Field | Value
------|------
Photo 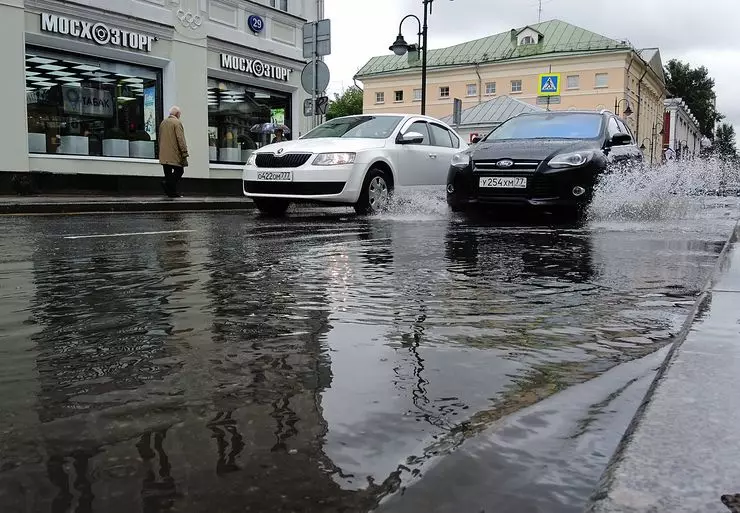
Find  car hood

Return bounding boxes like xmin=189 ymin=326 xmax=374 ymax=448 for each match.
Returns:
xmin=472 ymin=139 xmax=600 ymax=161
xmin=255 ymin=138 xmax=387 ymax=154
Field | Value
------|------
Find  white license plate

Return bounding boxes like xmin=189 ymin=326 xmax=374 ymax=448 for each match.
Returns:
xmin=479 ymin=176 xmax=527 ymax=188
xmin=256 ymin=171 xmax=292 ymax=182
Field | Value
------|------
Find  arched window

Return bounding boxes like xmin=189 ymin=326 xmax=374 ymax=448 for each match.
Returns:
xmin=521 ymin=35 xmax=535 ymax=45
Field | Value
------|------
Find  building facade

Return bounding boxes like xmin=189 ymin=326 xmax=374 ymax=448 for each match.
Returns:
xmin=355 ymin=20 xmax=667 ymax=164
xmin=1 ymin=0 xmax=318 ymax=193
xmin=663 ymin=98 xmax=702 ymax=159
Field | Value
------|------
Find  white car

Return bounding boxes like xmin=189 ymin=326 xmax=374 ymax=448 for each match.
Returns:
xmin=242 ymin=114 xmax=468 ymax=215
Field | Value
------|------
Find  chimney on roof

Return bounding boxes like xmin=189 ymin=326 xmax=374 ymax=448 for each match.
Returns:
xmin=510 ymin=29 xmax=518 ymax=46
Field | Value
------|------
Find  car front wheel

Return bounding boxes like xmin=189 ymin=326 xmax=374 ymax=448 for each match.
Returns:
xmin=354 ymin=168 xmax=391 ymax=215
xmin=253 ymin=197 xmax=290 ymax=217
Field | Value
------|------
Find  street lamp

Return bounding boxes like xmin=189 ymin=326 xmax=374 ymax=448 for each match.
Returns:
xmin=389 ymin=0 xmax=443 ymax=115
xmin=614 ymin=97 xmax=633 ymax=117
xmin=640 ymin=138 xmax=651 ymax=151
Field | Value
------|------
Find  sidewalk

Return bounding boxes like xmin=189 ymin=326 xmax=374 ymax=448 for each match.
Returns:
xmin=0 ymin=195 xmax=255 ymax=214
xmin=587 ymin=221 xmax=740 ymax=513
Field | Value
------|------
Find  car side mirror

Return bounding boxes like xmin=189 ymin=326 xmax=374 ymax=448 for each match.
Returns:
xmin=399 ymin=131 xmax=425 ymax=145
xmin=471 ymin=136 xmax=481 ymax=144
xmin=610 ymin=133 xmax=632 ymax=146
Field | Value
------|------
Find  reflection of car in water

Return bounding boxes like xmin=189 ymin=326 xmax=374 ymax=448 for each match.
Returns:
xmin=446 ymin=111 xmax=643 ymax=219
xmin=242 ymin=114 xmax=467 ymax=216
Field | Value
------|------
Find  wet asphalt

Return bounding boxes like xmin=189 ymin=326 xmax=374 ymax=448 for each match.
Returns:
xmin=0 ymin=199 xmax=738 ymax=513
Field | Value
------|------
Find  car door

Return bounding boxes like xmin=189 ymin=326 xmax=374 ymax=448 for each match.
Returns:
xmin=427 ymin=123 xmax=461 ymax=185
xmin=395 ymin=119 xmax=434 ymax=186
xmin=604 ymin=116 xmax=633 ymax=164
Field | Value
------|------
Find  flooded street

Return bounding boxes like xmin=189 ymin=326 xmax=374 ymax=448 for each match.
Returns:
xmin=1 ymin=194 xmax=739 ymax=513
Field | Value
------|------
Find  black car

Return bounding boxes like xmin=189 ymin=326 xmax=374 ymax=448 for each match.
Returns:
xmin=446 ymin=111 xmax=643 ymax=217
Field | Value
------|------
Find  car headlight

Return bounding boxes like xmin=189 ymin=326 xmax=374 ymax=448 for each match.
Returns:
xmin=312 ymin=152 xmax=356 ymax=166
xmin=548 ymin=151 xmax=594 ymax=168
xmin=245 ymin=153 xmax=257 ymax=166
xmin=451 ymin=150 xmax=473 ymax=169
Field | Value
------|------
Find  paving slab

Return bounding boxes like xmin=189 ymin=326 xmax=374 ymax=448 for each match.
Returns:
xmin=587 ymin=228 xmax=740 ymax=513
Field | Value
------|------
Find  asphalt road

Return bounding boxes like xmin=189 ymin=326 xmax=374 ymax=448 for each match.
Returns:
xmin=0 ymin=199 xmax=738 ymax=513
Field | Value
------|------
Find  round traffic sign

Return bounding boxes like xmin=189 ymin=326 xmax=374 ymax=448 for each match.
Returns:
xmin=301 ymin=60 xmax=330 ymax=95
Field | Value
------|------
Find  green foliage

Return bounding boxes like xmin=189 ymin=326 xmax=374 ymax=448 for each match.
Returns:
xmin=714 ymin=122 xmax=737 ymax=158
xmin=326 ymin=86 xmax=363 ymax=120
xmin=664 ymin=59 xmax=723 ymax=136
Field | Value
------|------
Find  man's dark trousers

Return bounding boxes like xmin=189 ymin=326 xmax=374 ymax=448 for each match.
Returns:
xmin=162 ymin=165 xmax=184 ymax=197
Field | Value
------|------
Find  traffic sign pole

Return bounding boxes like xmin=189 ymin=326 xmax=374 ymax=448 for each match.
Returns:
xmin=312 ymin=22 xmax=318 ymax=129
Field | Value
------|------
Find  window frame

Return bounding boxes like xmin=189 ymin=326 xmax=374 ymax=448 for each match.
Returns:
xmin=413 ymin=88 xmax=422 ymax=102
xmin=394 ymin=90 xmax=404 ymax=103
xmin=269 ymin=0 xmax=288 ymax=11
xmin=439 ymin=86 xmax=450 ymax=98
xmin=466 ymin=83 xmax=477 ymax=97
xmin=428 ymin=123 xmax=454 ymax=148
xmin=375 ymin=91 xmax=385 ymax=104
xmin=567 ymin=75 xmax=580 ymax=90
xmin=485 ymin=82 xmax=496 ymax=95
xmin=511 ymin=80 xmax=522 ymax=93
xmin=404 ymin=120 xmax=431 ymax=145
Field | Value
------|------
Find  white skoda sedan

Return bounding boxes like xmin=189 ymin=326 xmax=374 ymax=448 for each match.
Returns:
xmin=242 ymin=114 xmax=467 ymax=215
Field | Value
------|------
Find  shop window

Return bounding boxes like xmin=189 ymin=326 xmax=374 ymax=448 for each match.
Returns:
xmin=25 ymin=48 xmax=162 ymax=159
xmin=207 ymin=77 xmax=291 ymax=164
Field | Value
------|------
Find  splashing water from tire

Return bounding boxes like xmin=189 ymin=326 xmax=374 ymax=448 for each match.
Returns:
xmin=588 ymin=158 xmax=740 ymax=222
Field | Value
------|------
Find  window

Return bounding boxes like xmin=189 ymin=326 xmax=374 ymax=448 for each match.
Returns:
xmin=511 ymin=80 xmax=522 ymax=93
xmin=429 ymin=123 xmax=454 ymax=148
xmin=207 ymin=78 xmax=291 ymax=163
xmin=413 ymin=88 xmax=422 ymax=101
xmin=439 ymin=86 xmax=450 ymax=98
xmin=269 ymin=0 xmax=288 ymax=11
xmin=567 ymin=75 xmax=580 ymax=89
xmin=595 ymin=73 xmax=609 ymax=88
xmin=303 ymin=116 xmax=403 ymax=139
xmin=485 ymin=82 xmax=496 ymax=95
xmin=394 ymin=90 xmax=404 ymax=102
xmin=607 ymin=117 xmax=621 ymax=138
xmin=405 ymin=121 xmax=430 ymax=145
xmin=521 ymin=36 xmax=535 ymax=45
xmin=25 ymin=48 xmax=163 ymax=159
xmin=486 ymin=113 xmax=604 ymax=141
xmin=375 ymin=92 xmax=385 ymax=104
xmin=466 ymin=84 xmax=477 ymax=97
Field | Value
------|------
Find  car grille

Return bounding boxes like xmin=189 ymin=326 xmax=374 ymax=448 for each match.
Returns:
xmin=255 ymin=153 xmax=312 ymax=168
xmin=529 ymin=175 xmax=559 ymax=198
xmin=473 ymin=159 xmax=541 ymax=172
xmin=244 ymin=181 xmax=345 ymax=195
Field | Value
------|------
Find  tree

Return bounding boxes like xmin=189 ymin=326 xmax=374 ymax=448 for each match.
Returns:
xmin=326 ymin=86 xmax=363 ymax=120
xmin=714 ymin=123 xmax=737 ymax=158
xmin=664 ymin=59 xmax=723 ymax=136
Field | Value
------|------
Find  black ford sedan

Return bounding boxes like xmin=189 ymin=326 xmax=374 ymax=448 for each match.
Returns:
xmin=446 ymin=111 xmax=642 ymax=217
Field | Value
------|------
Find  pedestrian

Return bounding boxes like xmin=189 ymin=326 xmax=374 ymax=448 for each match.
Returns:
xmin=159 ymin=105 xmax=189 ymax=198
xmin=271 ymin=128 xmax=285 ymax=144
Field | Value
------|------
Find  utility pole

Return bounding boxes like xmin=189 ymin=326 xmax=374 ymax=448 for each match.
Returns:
xmin=538 ymin=0 xmax=542 ymax=22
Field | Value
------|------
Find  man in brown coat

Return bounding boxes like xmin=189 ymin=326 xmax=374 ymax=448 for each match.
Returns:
xmin=159 ymin=105 xmax=189 ymax=198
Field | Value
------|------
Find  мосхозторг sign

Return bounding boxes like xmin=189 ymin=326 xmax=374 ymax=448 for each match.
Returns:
xmin=40 ymin=13 xmax=156 ymax=52
xmin=220 ymin=54 xmax=292 ymax=82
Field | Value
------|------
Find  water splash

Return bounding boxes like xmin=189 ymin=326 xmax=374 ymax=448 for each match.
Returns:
xmin=588 ymin=158 xmax=740 ymax=222
xmin=379 ymin=186 xmax=450 ymax=221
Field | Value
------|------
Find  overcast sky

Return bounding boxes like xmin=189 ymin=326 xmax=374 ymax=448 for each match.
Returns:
xmin=323 ymin=0 xmax=740 ymax=135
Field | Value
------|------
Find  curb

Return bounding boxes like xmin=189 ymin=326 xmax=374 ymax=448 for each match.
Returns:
xmin=585 ymin=218 xmax=740 ymax=511
xmin=0 ymin=198 xmax=255 ymax=215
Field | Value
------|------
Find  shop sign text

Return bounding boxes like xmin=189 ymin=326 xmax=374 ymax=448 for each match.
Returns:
xmin=220 ymin=54 xmax=292 ymax=82
xmin=41 ymin=13 xmax=156 ymax=52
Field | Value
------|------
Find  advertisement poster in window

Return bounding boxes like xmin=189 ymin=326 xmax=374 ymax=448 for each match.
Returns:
xmin=271 ymin=108 xmax=285 ymax=125
xmin=144 ymin=86 xmax=156 ymax=140
xmin=62 ymin=85 xmax=114 ymax=117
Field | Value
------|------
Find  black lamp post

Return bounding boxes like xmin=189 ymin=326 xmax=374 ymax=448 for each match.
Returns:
xmin=614 ymin=97 xmax=633 ymax=118
xmin=389 ymin=0 xmax=440 ymax=115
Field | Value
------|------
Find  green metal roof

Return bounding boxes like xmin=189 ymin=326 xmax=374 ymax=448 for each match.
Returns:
xmin=355 ymin=19 xmax=631 ymax=79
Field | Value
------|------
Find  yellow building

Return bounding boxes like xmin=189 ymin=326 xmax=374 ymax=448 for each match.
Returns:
xmin=355 ymin=20 xmax=666 ymax=162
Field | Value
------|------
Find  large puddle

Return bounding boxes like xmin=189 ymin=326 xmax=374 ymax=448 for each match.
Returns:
xmin=0 ymin=160 xmax=738 ymax=512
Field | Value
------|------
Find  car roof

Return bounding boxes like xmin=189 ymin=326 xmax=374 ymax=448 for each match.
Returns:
xmin=332 ymin=113 xmax=450 ymax=123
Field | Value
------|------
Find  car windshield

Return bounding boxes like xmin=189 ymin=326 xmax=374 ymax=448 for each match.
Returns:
xmin=302 ymin=116 xmax=403 ymax=139
xmin=485 ymin=113 xmax=604 ymax=141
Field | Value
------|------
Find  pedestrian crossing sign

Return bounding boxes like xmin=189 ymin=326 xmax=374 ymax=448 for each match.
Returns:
xmin=538 ymin=73 xmax=561 ymax=96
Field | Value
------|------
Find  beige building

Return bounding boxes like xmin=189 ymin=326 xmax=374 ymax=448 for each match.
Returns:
xmin=355 ymin=19 xmax=667 ymax=163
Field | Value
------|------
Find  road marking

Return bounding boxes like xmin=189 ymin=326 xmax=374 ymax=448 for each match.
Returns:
xmin=63 ymin=230 xmax=194 ymax=240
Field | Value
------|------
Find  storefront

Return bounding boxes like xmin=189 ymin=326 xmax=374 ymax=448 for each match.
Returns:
xmin=0 ymin=0 xmax=309 ymax=194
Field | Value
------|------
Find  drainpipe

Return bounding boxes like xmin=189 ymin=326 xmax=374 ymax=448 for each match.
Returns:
xmin=635 ymin=65 xmax=649 ymax=142
xmin=474 ymin=62 xmax=482 ymax=105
